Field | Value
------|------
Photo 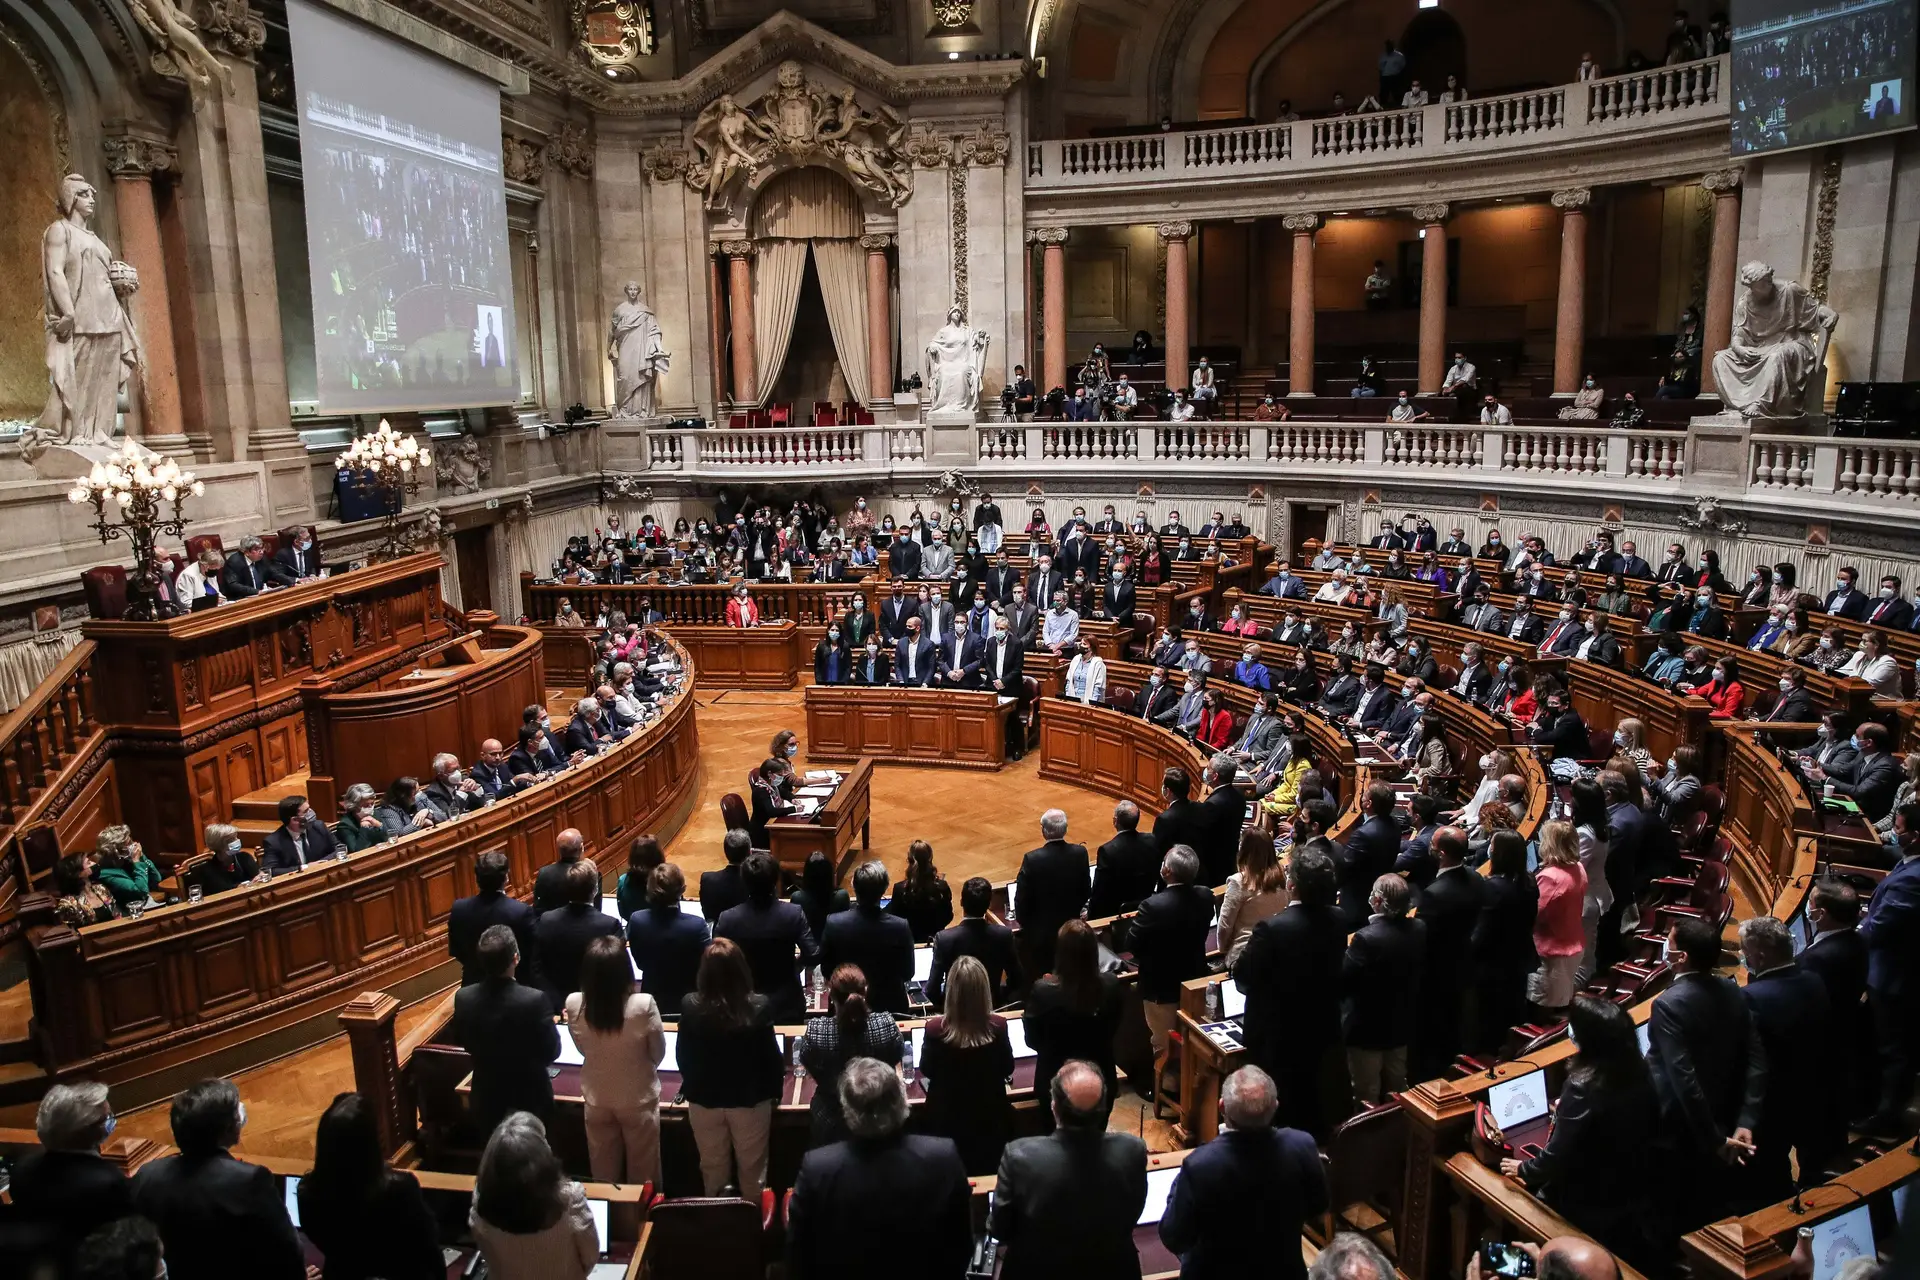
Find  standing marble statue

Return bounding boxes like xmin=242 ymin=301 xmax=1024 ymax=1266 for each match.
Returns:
xmin=1712 ymin=261 xmax=1836 ymax=420
xmin=924 ymin=305 xmax=989 ymax=421
xmin=23 ymin=174 xmax=142 ymax=464
xmin=608 ymin=282 xmax=670 ymax=418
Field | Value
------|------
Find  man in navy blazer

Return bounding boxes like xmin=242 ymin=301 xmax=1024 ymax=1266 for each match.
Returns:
xmin=532 ymin=861 xmax=624 ymax=1012
xmin=1348 ymin=666 xmax=1394 ymax=730
xmin=1738 ymin=916 xmax=1838 ymax=1200
xmin=448 ymin=850 xmax=538 ymax=986
xmin=820 ymin=860 xmax=916 ymax=1014
xmin=1823 ymin=568 xmax=1870 ymax=621
xmin=1336 ymin=783 xmax=1403 ymax=929
xmin=877 ymin=579 xmax=920 ymax=640
xmin=625 ymin=864 xmax=709 ymax=1016
xmin=1159 ymin=1065 xmax=1327 ymax=1280
xmin=1799 ymin=878 xmax=1870 ymax=1115
xmin=937 ymin=626 xmax=986 ymax=689
xmin=1859 ymin=812 xmax=1920 ymax=1130
xmin=929 ymin=876 xmax=1023 ymax=1006
xmin=892 ymin=618 xmax=939 ymax=687
xmin=715 ymin=852 xmax=819 ymax=1023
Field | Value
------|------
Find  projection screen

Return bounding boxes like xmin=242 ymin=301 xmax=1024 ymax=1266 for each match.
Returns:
xmin=1730 ymin=0 xmax=1916 ymax=157
xmin=287 ymin=0 xmax=517 ymax=413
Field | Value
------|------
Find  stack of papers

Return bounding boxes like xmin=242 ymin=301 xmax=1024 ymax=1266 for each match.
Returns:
xmin=804 ymin=770 xmax=839 ymax=783
xmin=794 ymin=785 xmax=837 ymax=799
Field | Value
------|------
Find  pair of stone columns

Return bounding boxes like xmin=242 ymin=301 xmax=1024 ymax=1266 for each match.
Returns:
xmin=716 ymin=235 xmax=897 ymax=410
xmin=1029 ymin=223 xmax=1197 ymax=394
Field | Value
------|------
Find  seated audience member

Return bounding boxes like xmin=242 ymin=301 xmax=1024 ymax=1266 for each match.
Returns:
xmin=175 ymin=546 xmax=226 ymax=607
xmin=716 ymin=851 xmax=820 ymax=1023
xmin=822 ymin=860 xmax=917 ymax=1014
xmin=90 ymin=825 xmax=161 ymax=910
xmin=989 ymin=1060 xmax=1148 ymax=1278
xmin=9 ymin=1081 xmax=134 ymax=1273
xmin=130 ymin=1078 xmax=303 ymax=1280
xmin=193 ymin=822 xmax=263 ymax=895
xmin=888 ymin=840 xmax=955 ymax=942
xmin=51 ymin=851 xmax=119 ymax=928
xmin=1159 ymin=1065 xmax=1327 ymax=1280
xmin=469 ymin=1113 xmax=600 ymax=1280
xmin=419 ymin=755 xmax=482 ymax=824
xmin=330 ymin=783 xmax=389 ymax=854
xmin=454 ymin=925 xmax=561 ymax=1131
xmin=261 ymin=795 xmax=338 ymax=873
xmin=625 ymin=862 xmax=708 ymax=1015
xmin=1808 ymin=722 xmax=1903 ymax=822
xmin=1343 ymin=875 xmax=1425 ymax=1104
xmin=298 ymin=1092 xmax=442 ymax=1280
xmin=918 ymin=956 xmax=1017 ymax=1177
xmin=219 ymin=535 xmax=293 ymax=599
xmin=1501 ymin=997 xmax=1659 ymax=1269
xmin=534 ymin=861 xmax=622 ymax=1012
xmin=699 ymin=828 xmax=752 ymax=923
xmin=564 ymin=935 xmax=667 ymax=1187
xmin=930 ymin=875 xmax=1022 ymax=1007
xmin=450 ymin=849 xmax=537 ymax=987
xmin=800 ymin=965 xmax=905 ymax=1146
xmin=375 ymin=776 xmax=437 ymax=839
xmin=676 ymin=939 xmax=785 ymax=1199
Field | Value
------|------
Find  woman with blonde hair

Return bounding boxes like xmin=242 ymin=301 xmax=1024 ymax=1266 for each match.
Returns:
xmin=1218 ymin=828 xmax=1288 ymax=966
xmin=919 ymin=955 xmax=1015 ymax=1175
xmin=1531 ymin=821 xmax=1589 ymax=1013
xmin=1375 ymin=583 xmax=1409 ymax=642
xmin=1610 ymin=718 xmax=1657 ymax=778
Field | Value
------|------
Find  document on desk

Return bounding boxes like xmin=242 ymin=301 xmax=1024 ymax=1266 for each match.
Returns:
xmin=794 ymin=785 xmax=838 ymax=799
xmin=803 ymin=770 xmax=841 ymax=784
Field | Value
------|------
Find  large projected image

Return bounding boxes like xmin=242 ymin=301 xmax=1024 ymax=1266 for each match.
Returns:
xmin=1730 ymin=0 xmax=1916 ymax=156
xmin=286 ymin=0 xmax=516 ymax=413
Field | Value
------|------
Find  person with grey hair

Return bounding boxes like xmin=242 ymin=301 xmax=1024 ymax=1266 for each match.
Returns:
xmin=1310 ymin=1232 xmax=1396 ymax=1280
xmin=470 ymin=1111 xmax=599 ymax=1280
xmin=1129 ymin=844 xmax=1217 ymax=1099
xmin=1014 ymin=808 xmax=1091 ymax=976
xmin=192 ymin=821 xmax=262 ymax=895
xmin=1160 ymin=1064 xmax=1326 ymax=1279
xmin=331 ymin=781 xmax=390 ymax=855
xmin=1090 ymin=799 xmax=1159 ymax=918
xmin=1739 ymin=913 xmax=1839 ymax=1202
xmin=131 ymin=1078 xmax=303 ymax=1279
xmin=1343 ymin=874 xmax=1425 ymax=1104
xmin=220 ymin=533 xmax=293 ymax=599
xmin=784 ymin=1058 xmax=972 ymax=1279
xmin=421 ymin=751 xmax=486 ymax=823
xmin=990 ymin=1061 xmax=1147 ymax=1280
xmin=1195 ymin=753 xmax=1247 ymax=887
xmin=11 ymin=1080 xmax=133 ymax=1271
xmin=820 ymin=860 xmax=916 ymax=1014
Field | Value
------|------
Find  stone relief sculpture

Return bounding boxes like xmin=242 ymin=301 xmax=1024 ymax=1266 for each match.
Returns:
xmin=684 ymin=61 xmax=915 ymax=211
xmin=1711 ymin=261 xmax=1838 ymax=421
xmin=126 ymin=0 xmax=231 ymax=102
xmin=22 ymin=175 xmax=143 ymax=466
xmin=924 ymin=305 xmax=989 ymax=422
xmin=608 ymin=282 xmax=671 ymax=418
xmin=444 ymin=434 xmax=492 ymax=496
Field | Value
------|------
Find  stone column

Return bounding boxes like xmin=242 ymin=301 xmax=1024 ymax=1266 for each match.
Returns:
xmin=1282 ymin=213 xmax=1321 ymax=397
xmin=104 ymin=136 xmax=189 ymax=457
xmin=722 ymin=240 xmax=756 ymax=407
xmin=1700 ymin=168 xmax=1744 ymax=399
xmin=1412 ymin=203 xmax=1451 ymax=394
xmin=708 ymin=253 xmax=728 ymax=414
xmin=860 ymin=233 xmax=893 ymax=407
xmin=1551 ymin=187 xmax=1592 ymax=396
xmin=1032 ymin=228 xmax=1069 ymax=392
xmin=1159 ymin=221 xmax=1195 ymax=394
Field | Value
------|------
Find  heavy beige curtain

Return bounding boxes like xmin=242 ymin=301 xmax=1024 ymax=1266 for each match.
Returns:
xmin=811 ymin=238 xmax=870 ymax=406
xmin=753 ymin=168 xmax=863 ymax=240
xmin=0 ymin=630 xmax=82 ymax=714
xmin=752 ymin=238 xmax=810 ymax=404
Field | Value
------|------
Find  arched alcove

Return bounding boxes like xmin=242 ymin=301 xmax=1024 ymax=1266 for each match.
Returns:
xmin=1400 ymin=8 xmax=1466 ymax=95
xmin=740 ymin=166 xmax=874 ymax=408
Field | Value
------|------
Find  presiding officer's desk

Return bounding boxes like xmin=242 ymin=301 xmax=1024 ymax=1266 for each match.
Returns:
xmin=21 ymin=629 xmax=702 ymax=1106
xmin=766 ymin=758 xmax=873 ymax=874
xmin=804 ymin=686 xmax=1019 ymax=770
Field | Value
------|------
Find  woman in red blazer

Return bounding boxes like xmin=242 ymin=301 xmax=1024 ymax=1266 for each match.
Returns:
xmin=1692 ymin=654 xmax=1745 ymax=719
xmin=725 ymin=586 xmax=760 ymax=628
xmin=1195 ymin=688 xmax=1233 ymax=750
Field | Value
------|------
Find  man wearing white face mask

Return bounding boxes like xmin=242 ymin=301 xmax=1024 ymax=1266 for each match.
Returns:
xmin=422 ymin=751 xmax=487 ymax=821
xmin=1539 ymin=606 xmax=1582 ymax=658
xmin=1101 ymin=563 xmax=1135 ymax=621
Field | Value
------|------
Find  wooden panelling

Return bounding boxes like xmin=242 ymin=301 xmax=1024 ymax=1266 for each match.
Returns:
xmin=803 ymin=687 xmax=1015 ymax=769
xmin=663 ymin=623 xmax=800 ymax=688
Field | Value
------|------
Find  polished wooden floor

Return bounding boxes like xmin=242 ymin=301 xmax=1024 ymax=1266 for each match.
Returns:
xmin=85 ymin=691 xmax=1179 ymax=1160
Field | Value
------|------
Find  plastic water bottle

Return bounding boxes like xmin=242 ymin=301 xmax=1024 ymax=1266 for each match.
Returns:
xmin=900 ymin=1034 xmax=916 ymax=1084
xmin=1205 ymin=981 xmax=1224 ymax=1022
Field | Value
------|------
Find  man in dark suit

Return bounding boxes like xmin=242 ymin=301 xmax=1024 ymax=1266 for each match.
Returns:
xmin=1799 ymin=878 xmax=1870 ymax=1118
xmin=1337 ymin=783 xmax=1402 ymax=929
xmin=1056 ymin=528 xmax=1100 ymax=581
xmin=1808 ymin=723 xmax=1904 ymax=822
xmin=984 ymin=556 xmax=1022 ymax=606
xmin=452 ymin=923 xmax=561 ymax=1131
xmin=1014 ymin=808 xmax=1091 ymax=976
xmin=989 ymin=1062 xmax=1148 ymax=1280
xmin=1505 ymin=596 xmax=1545 ymax=645
xmin=1089 ymin=801 xmax=1161 ymax=919
xmin=1132 ymin=666 xmax=1178 ymax=722
xmin=533 ymin=828 xmax=589 ymax=917
xmin=929 ymin=876 xmax=1022 ymax=1006
xmin=699 ymin=829 xmax=752 ymax=923
xmin=448 ymin=849 xmax=537 ymax=986
xmin=1755 ymin=669 xmax=1816 ymax=724
xmin=1859 ymin=815 xmax=1920 ymax=1132
xmin=469 ymin=737 xmax=522 ymax=801
xmin=10 ymin=1081 xmax=135 ymax=1274
xmin=1319 ymin=661 xmax=1362 ymax=718
xmin=1342 ymin=875 xmax=1425 ymax=1105
xmin=420 ymin=752 xmax=486 ymax=823
xmin=1004 ymin=585 xmax=1041 ymax=651
xmin=878 ymin=579 xmax=919 ymax=640
xmin=1194 ymin=756 xmax=1246 ymax=888
xmin=1469 ymin=830 xmax=1541 ymax=1052
xmin=786 ymin=1060 xmax=973 ymax=1280
xmin=218 ymin=535 xmax=293 ymax=599
xmin=1866 ymin=576 xmax=1914 ymax=630
xmin=260 ymin=794 xmax=337 ymax=874
xmin=1099 ymin=570 xmax=1136 ymax=623
xmin=273 ymin=529 xmax=321 ymax=580
xmin=715 ymin=851 xmax=820 ymax=1023
xmin=1233 ymin=846 xmax=1351 ymax=1140
xmin=888 ymin=530 xmax=922 ymax=580
xmin=533 ymin=860 xmax=624 ymax=1012
xmin=820 ymin=859 xmax=916 ymax=1013
xmin=1159 ymin=1064 xmax=1327 ymax=1280
xmin=1655 ymin=543 xmax=1694 ymax=587
xmin=1131 ymin=847 xmax=1218 ymax=1094
xmin=1647 ymin=917 xmax=1768 ymax=1229
xmin=1414 ymin=828 xmax=1484 ymax=1077
xmin=1531 ymin=692 xmax=1591 ymax=761
xmin=563 ymin=694 xmax=611 ymax=756
xmin=130 ymin=1078 xmax=303 ymax=1280
xmin=1449 ymin=642 xmax=1493 ymax=703
xmin=508 ymin=721 xmax=568 ymax=782
xmin=1823 ymin=566 xmax=1870 ymax=621
xmin=1348 ymin=665 xmax=1394 ymax=730
xmin=1738 ymin=916 xmax=1838 ymax=1202
xmin=1151 ymin=766 xmax=1210 ymax=861
xmin=1026 ymin=557 xmax=1065 ymax=613
xmin=1599 ymin=772 xmax=1648 ymax=964
xmin=893 ymin=617 xmax=939 ymax=687
xmin=937 ymin=624 xmax=987 ymax=689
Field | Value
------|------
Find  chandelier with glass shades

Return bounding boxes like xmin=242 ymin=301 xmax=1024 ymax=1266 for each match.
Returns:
xmin=67 ymin=441 xmax=204 ymax=621
xmin=336 ymin=419 xmax=434 ymax=561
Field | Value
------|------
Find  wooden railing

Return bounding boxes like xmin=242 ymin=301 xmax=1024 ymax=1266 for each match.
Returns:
xmin=0 ymin=641 xmax=104 ymax=941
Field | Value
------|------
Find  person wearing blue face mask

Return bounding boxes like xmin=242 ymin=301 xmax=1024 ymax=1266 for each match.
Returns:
xmin=191 ymin=821 xmax=264 ymax=895
xmin=10 ymin=1081 xmax=135 ymax=1273
xmin=1807 ymin=722 xmax=1904 ymax=823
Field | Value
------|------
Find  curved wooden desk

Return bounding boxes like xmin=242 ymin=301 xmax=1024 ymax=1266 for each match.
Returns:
xmin=22 ymin=636 xmax=702 ymax=1106
xmin=804 ymin=685 xmax=1018 ymax=769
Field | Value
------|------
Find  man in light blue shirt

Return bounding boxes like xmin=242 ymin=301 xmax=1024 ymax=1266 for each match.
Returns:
xmin=1042 ymin=591 xmax=1080 ymax=653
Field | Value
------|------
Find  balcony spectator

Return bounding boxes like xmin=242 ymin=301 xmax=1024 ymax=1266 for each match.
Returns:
xmin=1274 ymin=99 xmax=1299 ymax=122
xmin=1351 ymin=355 xmax=1384 ymax=396
xmin=1577 ymin=51 xmax=1598 ymax=80
xmin=1560 ymin=376 xmax=1605 ymax=420
xmin=1377 ymin=39 xmax=1407 ymax=103
xmin=1388 ymin=391 xmax=1429 ymax=423
xmin=1401 ymin=80 xmax=1430 ymax=107
xmin=1438 ymin=75 xmax=1466 ymax=103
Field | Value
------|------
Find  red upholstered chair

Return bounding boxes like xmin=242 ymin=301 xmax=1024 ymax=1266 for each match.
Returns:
xmin=720 ymin=792 xmax=749 ymax=832
xmin=184 ymin=533 xmax=225 ymax=562
xmin=643 ymin=1192 xmax=776 ymax=1280
xmin=813 ymin=410 xmax=835 ymax=427
xmin=769 ymin=403 xmax=791 ymax=428
xmin=813 ymin=400 xmax=835 ymax=422
xmin=81 ymin=566 xmax=129 ymax=620
xmin=853 ymin=409 xmax=875 ymax=425
xmin=728 ymin=414 xmax=748 ymax=430
xmin=257 ymin=532 xmax=283 ymax=561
